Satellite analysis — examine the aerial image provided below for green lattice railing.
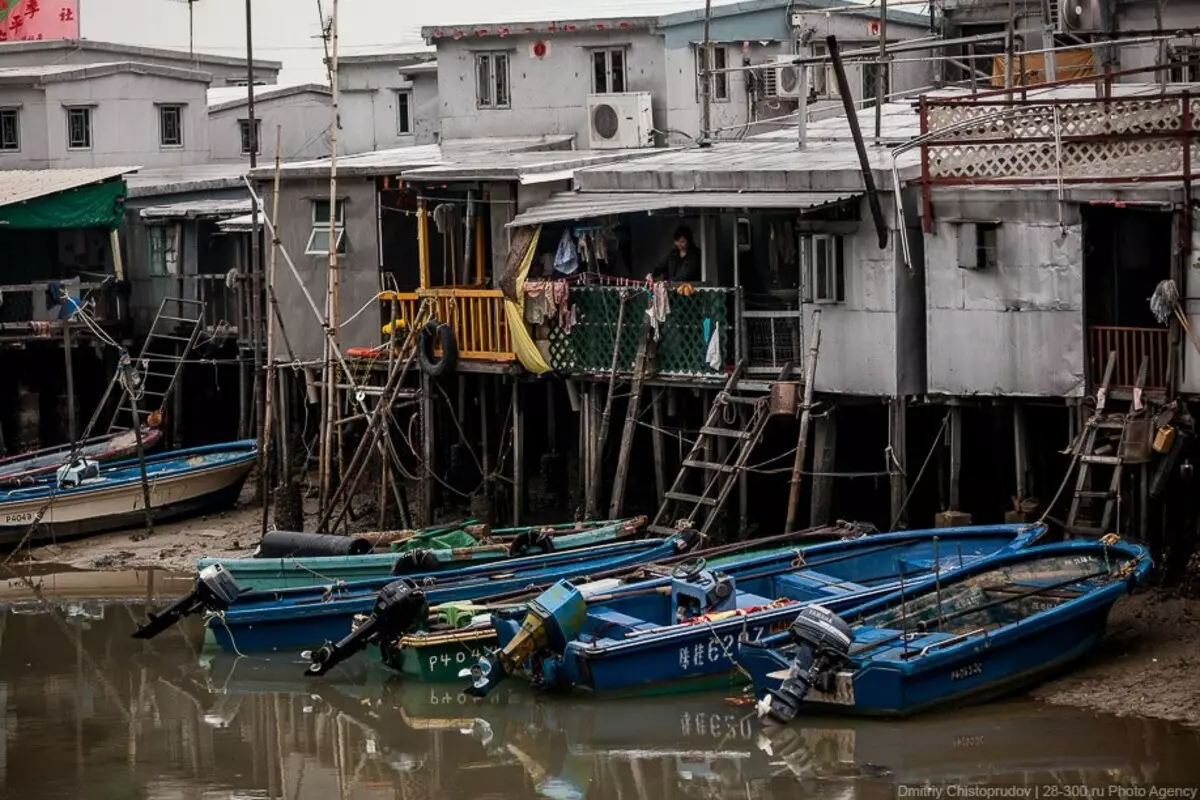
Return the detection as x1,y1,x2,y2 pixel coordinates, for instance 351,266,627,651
546,286,732,377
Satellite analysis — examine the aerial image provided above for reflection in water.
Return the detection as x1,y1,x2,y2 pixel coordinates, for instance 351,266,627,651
0,599,1197,800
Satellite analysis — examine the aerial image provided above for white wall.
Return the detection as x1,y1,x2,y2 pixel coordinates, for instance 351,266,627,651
34,73,210,169
339,64,439,153
209,91,332,162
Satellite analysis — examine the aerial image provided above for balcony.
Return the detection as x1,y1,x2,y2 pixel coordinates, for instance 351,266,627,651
0,280,121,336
383,288,514,362
1088,325,1169,392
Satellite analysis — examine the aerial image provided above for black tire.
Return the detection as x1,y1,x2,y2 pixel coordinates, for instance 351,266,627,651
509,529,555,558
418,321,458,377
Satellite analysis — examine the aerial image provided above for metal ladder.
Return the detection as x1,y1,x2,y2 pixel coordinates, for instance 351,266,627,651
648,361,787,539
1064,351,1148,537
108,297,205,433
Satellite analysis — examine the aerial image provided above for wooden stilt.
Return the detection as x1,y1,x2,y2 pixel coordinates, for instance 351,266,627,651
126,375,155,541
785,311,822,531
949,404,963,511
420,372,435,526
259,125,284,536
590,293,629,517
1013,402,1028,504
62,319,76,442
809,410,837,527
479,376,491,518
651,389,666,507
609,322,652,518
512,378,524,526
889,396,908,529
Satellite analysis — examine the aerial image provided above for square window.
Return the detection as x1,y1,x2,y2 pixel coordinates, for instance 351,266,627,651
66,107,91,150
696,45,729,102
239,119,262,155
475,52,511,109
159,105,183,147
593,47,628,94
148,226,180,277
396,90,412,135
0,108,18,151
801,233,845,303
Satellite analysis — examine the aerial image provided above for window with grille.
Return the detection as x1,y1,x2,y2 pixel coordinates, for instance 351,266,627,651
861,61,891,104
0,108,18,151
396,90,412,134
593,47,628,94
159,105,183,147
239,119,261,155
148,226,180,277
306,199,347,255
695,45,728,102
800,233,845,303
66,107,91,150
1168,45,1200,83
475,52,511,109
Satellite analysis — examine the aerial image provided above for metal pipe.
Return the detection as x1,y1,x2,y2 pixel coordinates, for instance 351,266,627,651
700,0,713,146
875,0,887,142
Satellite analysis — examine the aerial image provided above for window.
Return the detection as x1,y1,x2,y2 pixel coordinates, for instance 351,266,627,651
1168,45,1200,83
696,45,728,102
0,108,18,151
148,226,180,277
239,119,261,155
305,199,347,255
800,234,845,303
66,107,91,150
957,222,999,269
396,90,412,135
593,47,627,94
475,52,510,109
807,42,839,98
862,61,891,104
159,104,183,147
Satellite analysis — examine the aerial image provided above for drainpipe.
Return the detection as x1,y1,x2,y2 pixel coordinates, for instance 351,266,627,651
700,0,714,147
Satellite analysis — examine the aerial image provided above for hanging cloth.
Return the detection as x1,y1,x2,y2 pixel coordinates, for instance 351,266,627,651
554,229,579,276
504,226,553,375
705,324,722,372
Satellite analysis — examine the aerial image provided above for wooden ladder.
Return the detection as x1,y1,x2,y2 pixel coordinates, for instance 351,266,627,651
1065,351,1148,538
107,297,205,433
647,360,787,539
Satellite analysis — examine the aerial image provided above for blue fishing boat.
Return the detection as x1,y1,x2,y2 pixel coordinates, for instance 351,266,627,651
741,537,1150,721
0,440,257,544
196,516,649,591
132,532,702,656
461,524,1046,698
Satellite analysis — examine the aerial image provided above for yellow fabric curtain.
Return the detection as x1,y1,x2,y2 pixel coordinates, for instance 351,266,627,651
991,48,1094,87
504,225,552,375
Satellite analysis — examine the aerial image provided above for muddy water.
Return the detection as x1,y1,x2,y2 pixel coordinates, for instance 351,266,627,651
0,583,1197,799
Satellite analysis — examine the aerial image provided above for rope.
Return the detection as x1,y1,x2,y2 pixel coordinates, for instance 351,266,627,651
206,610,247,658
889,411,950,532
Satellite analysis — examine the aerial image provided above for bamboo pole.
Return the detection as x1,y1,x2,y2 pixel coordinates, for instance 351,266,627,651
260,124,283,537
785,310,822,531
320,0,342,522
126,375,155,540
589,291,628,517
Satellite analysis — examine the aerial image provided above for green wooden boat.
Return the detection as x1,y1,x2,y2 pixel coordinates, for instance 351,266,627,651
195,517,647,591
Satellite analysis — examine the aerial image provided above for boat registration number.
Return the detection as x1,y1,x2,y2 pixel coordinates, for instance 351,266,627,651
430,649,484,670
2,512,34,525
950,662,983,681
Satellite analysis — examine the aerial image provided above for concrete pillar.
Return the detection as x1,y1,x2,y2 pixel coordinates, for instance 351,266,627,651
889,397,908,530
809,411,837,527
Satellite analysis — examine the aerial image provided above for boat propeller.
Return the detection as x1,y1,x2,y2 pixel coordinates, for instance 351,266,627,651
301,579,428,677
756,604,853,725
131,564,244,640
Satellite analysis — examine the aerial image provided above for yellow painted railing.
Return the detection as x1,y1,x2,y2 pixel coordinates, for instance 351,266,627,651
382,288,515,362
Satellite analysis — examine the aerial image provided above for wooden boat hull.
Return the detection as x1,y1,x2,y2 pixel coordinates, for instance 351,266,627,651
206,535,697,655
488,525,1048,697
197,518,646,591
738,539,1151,718
0,441,256,544
0,427,163,486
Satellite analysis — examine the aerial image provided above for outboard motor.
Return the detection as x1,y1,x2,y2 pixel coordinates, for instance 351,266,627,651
391,548,441,575
669,558,736,621
460,579,586,698
303,579,428,676
132,564,243,639
756,604,853,725
56,458,100,488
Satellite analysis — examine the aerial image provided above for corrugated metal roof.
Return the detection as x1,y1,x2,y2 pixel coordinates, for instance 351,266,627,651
217,212,259,232
509,190,861,226
125,164,249,198
140,199,254,220
401,148,662,182
0,166,138,209
207,82,331,112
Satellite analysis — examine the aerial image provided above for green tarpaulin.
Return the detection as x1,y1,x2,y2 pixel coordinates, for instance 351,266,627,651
0,180,126,230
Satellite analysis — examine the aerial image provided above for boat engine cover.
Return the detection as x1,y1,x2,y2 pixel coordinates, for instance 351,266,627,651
56,458,100,488
758,604,853,725
197,564,242,610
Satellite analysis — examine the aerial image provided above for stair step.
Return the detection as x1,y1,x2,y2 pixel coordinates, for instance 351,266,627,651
700,426,753,440
159,315,201,325
148,333,195,344
1081,455,1122,466
665,491,719,507
683,459,737,473
647,524,684,537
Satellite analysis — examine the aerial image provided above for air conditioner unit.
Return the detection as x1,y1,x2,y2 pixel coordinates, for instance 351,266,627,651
587,92,654,149
768,54,806,99
1058,0,1101,30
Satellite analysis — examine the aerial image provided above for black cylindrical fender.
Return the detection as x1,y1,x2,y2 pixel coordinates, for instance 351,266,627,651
256,531,372,558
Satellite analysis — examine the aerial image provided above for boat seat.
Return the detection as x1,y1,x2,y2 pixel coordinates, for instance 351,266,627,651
733,592,775,609
586,608,659,637
775,571,868,601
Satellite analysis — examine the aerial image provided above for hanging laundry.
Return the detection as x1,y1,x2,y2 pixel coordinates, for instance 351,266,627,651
706,324,722,372
646,280,671,341
431,203,460,234
554,229,579,275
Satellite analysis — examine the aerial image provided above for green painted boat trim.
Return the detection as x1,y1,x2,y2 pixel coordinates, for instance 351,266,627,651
382,629,499,682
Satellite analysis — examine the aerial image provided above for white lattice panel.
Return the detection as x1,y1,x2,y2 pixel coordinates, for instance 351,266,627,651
926,96,1200,180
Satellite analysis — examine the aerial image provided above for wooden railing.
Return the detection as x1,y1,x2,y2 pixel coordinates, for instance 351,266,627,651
1088,325,1169,391
384,288,514,362
0,281,118,332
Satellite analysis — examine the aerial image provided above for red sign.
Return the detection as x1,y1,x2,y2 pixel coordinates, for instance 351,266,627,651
0,0,78,41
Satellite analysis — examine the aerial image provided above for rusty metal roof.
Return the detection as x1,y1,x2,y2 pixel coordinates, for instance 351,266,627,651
0,166,138,209
510,189,862,226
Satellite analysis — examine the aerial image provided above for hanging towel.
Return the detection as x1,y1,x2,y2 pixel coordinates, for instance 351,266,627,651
646,281,671,341
705,325,722,372
554,229,579,275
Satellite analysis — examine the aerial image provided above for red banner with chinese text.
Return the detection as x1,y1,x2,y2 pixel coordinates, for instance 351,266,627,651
0,0,79,43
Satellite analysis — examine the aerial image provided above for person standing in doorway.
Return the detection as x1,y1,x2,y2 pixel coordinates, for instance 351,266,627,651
653,225,701,283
